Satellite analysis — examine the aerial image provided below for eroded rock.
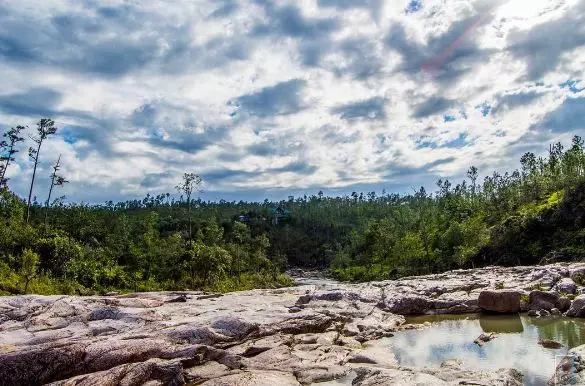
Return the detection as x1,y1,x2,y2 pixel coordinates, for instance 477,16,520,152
3,262,585,385
478,290,521,313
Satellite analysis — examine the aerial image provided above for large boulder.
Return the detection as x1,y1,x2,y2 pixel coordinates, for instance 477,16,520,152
478,290,521,313
529,290,571,312
565,295,585,317
554,278,577,295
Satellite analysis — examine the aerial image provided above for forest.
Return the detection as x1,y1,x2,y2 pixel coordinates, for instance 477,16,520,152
1,118,584,295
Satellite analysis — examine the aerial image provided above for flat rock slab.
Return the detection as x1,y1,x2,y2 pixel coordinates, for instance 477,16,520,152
2,262,585,385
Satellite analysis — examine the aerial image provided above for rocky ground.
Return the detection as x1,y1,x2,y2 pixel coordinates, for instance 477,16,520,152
3,263,585,385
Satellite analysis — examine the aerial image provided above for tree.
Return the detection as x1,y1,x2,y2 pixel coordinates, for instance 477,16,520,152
27,119,58,223
467,166,478,198
176,173,202,239
45,154,68,223
20,248,39,294
1,126,26,187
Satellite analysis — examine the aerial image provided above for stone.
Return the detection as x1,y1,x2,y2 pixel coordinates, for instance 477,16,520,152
529,290,570,312
6,263,585,385
549,344,585,385
200,370,301,386
565,295,585,317
478,290,521,313
554,278,577,294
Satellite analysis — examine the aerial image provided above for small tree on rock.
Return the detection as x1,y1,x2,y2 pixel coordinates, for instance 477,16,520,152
27,118,57,223
20,248,39,294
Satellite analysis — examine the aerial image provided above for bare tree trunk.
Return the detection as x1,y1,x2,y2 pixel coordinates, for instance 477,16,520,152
24,278,30,294
26,142,42,223
0,143,15,183
44,155,62,225
188,194,192,240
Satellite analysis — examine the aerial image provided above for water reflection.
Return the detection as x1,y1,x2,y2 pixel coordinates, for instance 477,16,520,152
369,314,585,386
479,313,523,333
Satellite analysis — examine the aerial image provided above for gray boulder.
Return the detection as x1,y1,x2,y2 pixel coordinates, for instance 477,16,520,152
565,295,585,317
529,290,571,312
478,290,521,313
554,278,577,295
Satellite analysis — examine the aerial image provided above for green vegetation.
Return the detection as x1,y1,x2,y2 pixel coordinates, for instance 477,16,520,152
1,119,584,294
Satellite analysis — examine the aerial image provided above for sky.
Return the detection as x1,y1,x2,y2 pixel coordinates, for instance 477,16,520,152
0,0,584,203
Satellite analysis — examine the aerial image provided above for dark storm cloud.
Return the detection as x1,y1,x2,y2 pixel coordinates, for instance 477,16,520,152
232,79,307,117
331,97,387,121
413,97,455,118
508,1,585,80
535,97,585,133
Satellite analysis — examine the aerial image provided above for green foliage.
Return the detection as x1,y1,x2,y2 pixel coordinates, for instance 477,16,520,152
0,133,584,293
20,248,39,294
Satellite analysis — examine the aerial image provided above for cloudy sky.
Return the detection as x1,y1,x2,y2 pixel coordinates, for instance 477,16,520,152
0,0,584,203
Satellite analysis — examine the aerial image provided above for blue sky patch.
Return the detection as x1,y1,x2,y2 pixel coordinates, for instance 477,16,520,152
406,0,422,14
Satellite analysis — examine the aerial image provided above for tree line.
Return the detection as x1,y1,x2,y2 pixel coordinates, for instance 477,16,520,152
1,118,584,294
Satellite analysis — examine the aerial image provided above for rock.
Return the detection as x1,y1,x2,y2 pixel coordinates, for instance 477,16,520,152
478,290,521,313
554,278,577,294
529,290,570,312
549,344,585,385
166,295,188,303
538,339,563,349
565,294,585,317
382,295,430,314
352,361,523,385
8,263,585,385
197,294,223,300
551,308,562,316
474,333,496,346
540,309,551,317
200,370,301,386
528,309,540,317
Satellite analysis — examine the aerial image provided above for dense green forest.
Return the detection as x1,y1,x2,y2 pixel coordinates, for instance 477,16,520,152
1,119,584,295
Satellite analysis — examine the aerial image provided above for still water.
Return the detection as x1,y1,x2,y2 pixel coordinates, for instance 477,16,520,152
317,314,585,386
380,314,585,385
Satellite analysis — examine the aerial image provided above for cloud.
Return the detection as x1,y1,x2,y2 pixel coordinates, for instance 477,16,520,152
491,91,543,115
413,97,456,118
331,97,387,121
0,0,583,203
0,88,62,117
535,97,585,133
507,1,585,80
231,79,307,117
251,4,339,39
386,12,495,85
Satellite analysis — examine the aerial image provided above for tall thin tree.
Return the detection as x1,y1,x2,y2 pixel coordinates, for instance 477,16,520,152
27,118,57,223
1,125,26,187
45,154,68,224
176,173,202,239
